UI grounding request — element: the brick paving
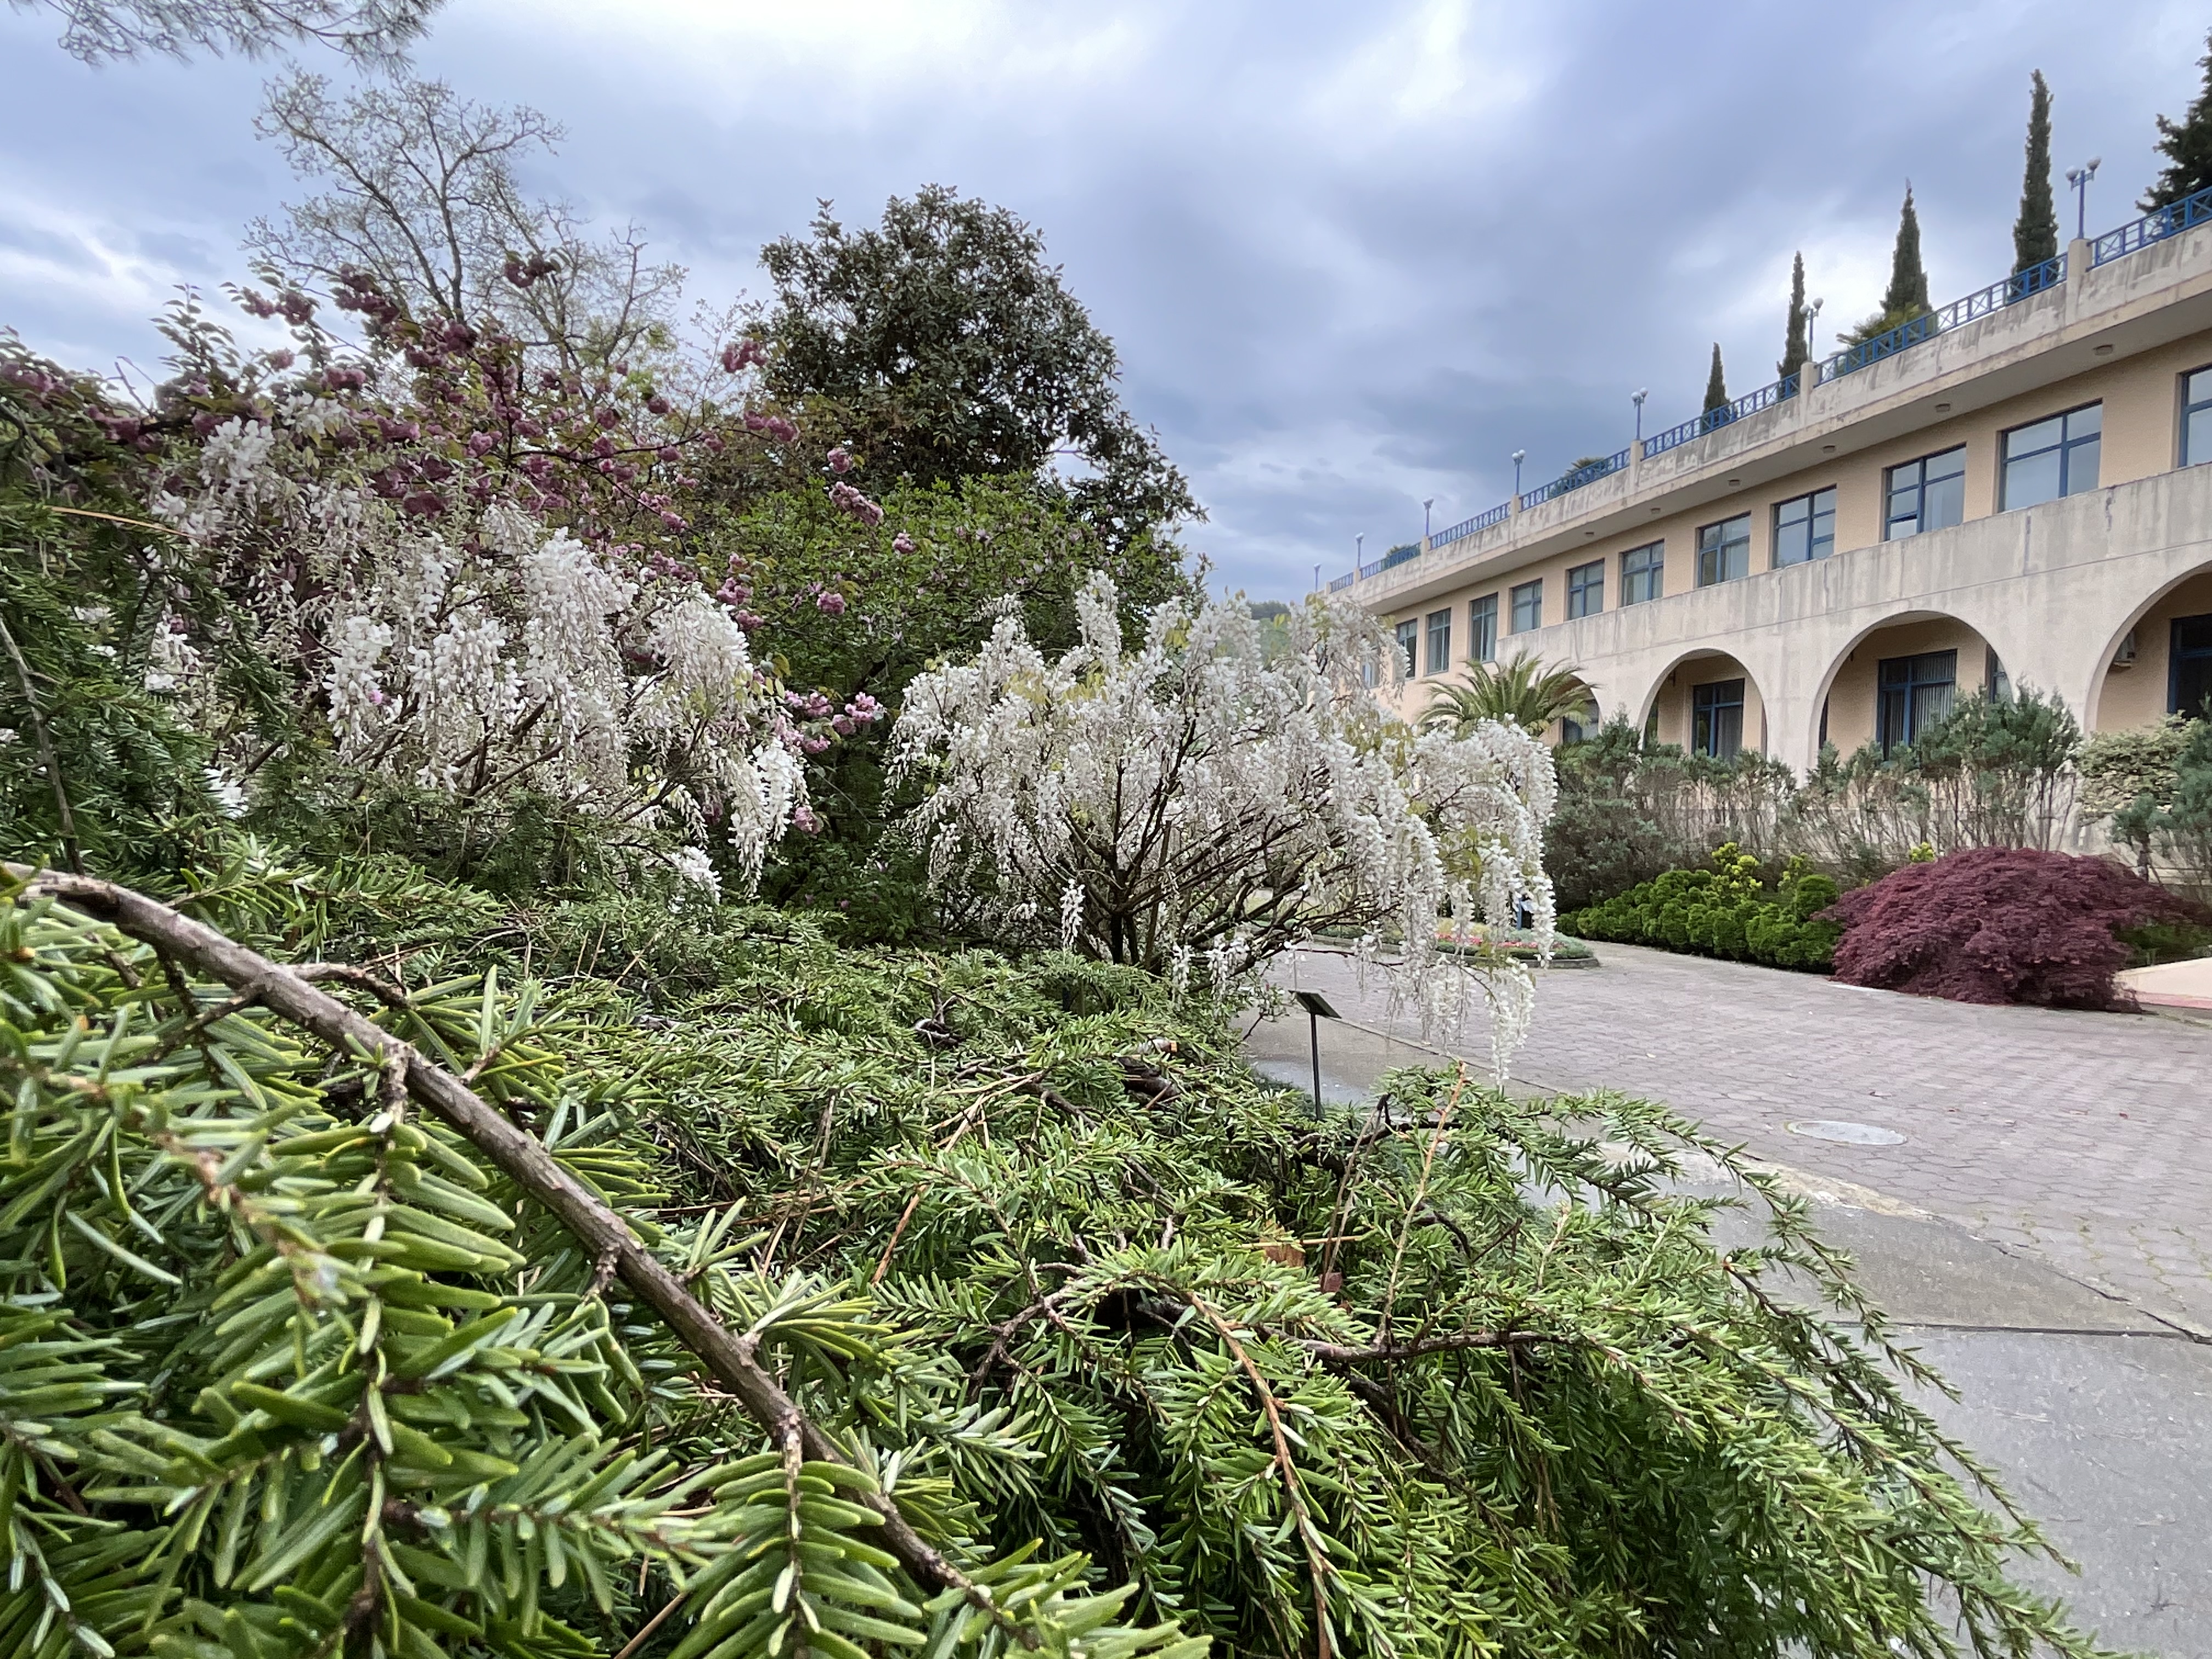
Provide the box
[1276,942,2212,1330]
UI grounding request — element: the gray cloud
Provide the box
[3,0,2204,595]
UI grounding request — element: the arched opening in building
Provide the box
[1639,651,1767,758]
[1810,611,2002,761]
[2084,560,2212,732]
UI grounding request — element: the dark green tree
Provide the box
[1776,251,1810,382]
[2013,71,2059,270]
[755,185,1197,551]
[1843,186,1934,345]
[2142,30,2212,209]
[1882,185,1932,318]
[1702,342,1729,413]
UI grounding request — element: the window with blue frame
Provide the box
[1620,541,1663,605]
[1696,515,1751,586]
[1566,560,1604,618]
[1510,579,1543,633]
[2174,613,2212,717]
[1773,487,1836,566]
[2001,403,2100,510]
[1469,593,1498,663]
[1394,618,1418,678]
[1425,609,1452,675]
[1877,650,1957,754]
[2183,368,2212,466]
[1885,446,1966,538]
[1691,679,1745,758]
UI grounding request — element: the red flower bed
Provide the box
[1820,847,2202,1009]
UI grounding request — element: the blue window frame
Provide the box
[1424,609,1452,675]
[1885,446,1966,539]
[2184,368,2212,465]
[1566,560,1604,618]
[1620,541,1663,605]
[2174,612,2212,717]
[2001,403,2100,510]
[1773,487,1836,566]
[1510,579,1543,633]
[1468,593,1498,663]
[1696,514,1751,586]
[1691,678,1745,758]
[1877,650,1956,754]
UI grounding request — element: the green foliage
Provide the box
[1419,650,1588,740]
[1843,187,1932,345]
[1791,689,2081,877]
[0,865,1196,1659]
[1777,252,1810,381]
[753,187,1196,551]
[2141,31,2212,210]
[2014,72,2059,272]
[1561,841,1843,970]
[0,856,2115,1657]
[1701,342,1727,413]
[2113,713,2212,895]
[1543,719,1797,911]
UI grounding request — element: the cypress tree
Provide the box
[2012,71,2058,270]
[2142,30,2212,209]
[1703,343,1729,413]
[1777,251,1810,382]
[1881,185,1931,320]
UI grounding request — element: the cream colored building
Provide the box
[1353,207,2212,771]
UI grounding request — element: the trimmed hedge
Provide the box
[1561,843,1842,970]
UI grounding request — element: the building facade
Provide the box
[1352,202,2212,774]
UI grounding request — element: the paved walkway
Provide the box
[1271,942,2212,1332]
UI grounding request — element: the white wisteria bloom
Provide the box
[893,573,1558,1075]
[154,425,803,887]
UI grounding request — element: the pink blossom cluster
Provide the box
[827,481,884,526]
[833,693,884,735]
[743,411,799,442]
[721,337,767,374]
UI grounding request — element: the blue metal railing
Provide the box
[1818,256,2063,380]
[1518,448,1632,509]
[1643,373,1802,457]
[1430,501,1511,549]
[2092,183,2212,266]
[1327,198,2206,591]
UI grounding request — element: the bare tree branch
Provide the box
[18,0,441,65]
[246,71,686,372]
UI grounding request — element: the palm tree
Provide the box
[1420,650,1590,738]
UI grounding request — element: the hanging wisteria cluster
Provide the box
[109,273,887,880]
[892,573,1558,1070]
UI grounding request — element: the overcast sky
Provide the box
[4,0,2205,596]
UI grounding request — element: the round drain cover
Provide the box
[1787,1119,1906,1146]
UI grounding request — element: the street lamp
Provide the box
[1631,388,1648,443]
[1511,449,1526,497]
[1423,497,1434,539]
[1292,989,1340,1110]
[1355,532,1364,579]
[1809,297,1824,356]
[2066,157,2102,241]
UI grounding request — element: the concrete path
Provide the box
[1269,941,2212,1334]
[1249,949,2212,1657]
